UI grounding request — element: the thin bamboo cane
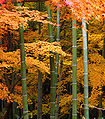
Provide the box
[82,19,89,119]
[19,23,29,119]
[55,3,60,76]
[18,3,29,119]
[47,4,56,119]
[55,3,60,119]
[0,39,2,44]
[98,95,102,119]
[72,19,77,119]
[11,67,15,119]
[55,60,63,119]
[37,68,42,119]
[37,2,42,119]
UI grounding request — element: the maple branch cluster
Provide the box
[50,0,105,21]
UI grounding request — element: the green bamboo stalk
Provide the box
[47,4,56,119]
[12,67,15,119]
[37,2,42,119]
[18,3,29,119]
[0,39,2,44]
[19,22,29,119]
[55,60,63,119]
[55,3,60,74]
[55,4,60,119]
[72,19,77,119]
[37,69,42,119]
[82,19,89,119]
[47,4,53,42]
[98,95,102,119]
[14,72,20,119]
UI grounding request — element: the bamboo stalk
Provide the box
[18,3,29,119]
[55,60,63,119]
[37,68,42,119]
[72,19,77,119]
[55,3,60,119]
[47,4,53,42]
[47,4,56,119]
[19,22,29,119]
[0,39,2,44]
[11,67,15,119]
[98,95,102,119]
[37,2,42,119]
[82,19,89,119]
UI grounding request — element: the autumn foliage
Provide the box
[0,0,105,119]
[50,0,105,21]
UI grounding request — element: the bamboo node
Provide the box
[23,94,27,97]
[51,102,55,104]
[50,116,55,118]
[72,45,77,47]
[50,71,55,72]
[48,16,52,19]
[49,35,53,38]
[84,96,88,98]
[72,64,77,66]
[20,42,24,45]
[72,26,76,28]
[84,107,89,110]
[72,114,77,116]
[50,87,56,88]
[22,78,26,81]
[84,73,88,75]
[22,61,25,63]
[56,38,60,41]
[72,83,77,84]
[72,99,77,100]
[23,111,28,113]
[83,61,87,63]
[55,72,58,75]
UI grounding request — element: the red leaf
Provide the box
[0,0,4,4]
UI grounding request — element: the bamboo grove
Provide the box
[0,0,105,119]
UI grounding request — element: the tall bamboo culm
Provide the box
[18,3,29,119]
[55,3,60,119]
[37,1,42,119]
[47,4,56,119]
[82,19,89,119]
[72,19,77,119]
